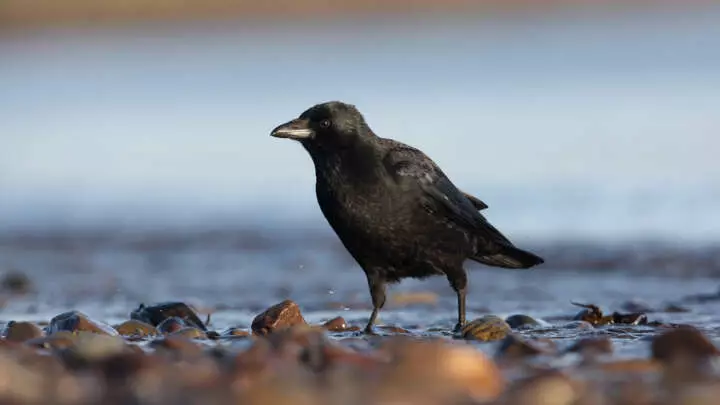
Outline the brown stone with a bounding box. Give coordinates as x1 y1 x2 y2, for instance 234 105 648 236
130 301 207 331
496 334 555 360
47 311 118 336
157 317 186 334
251 300 307 336
376 337 505 402
114 320 159 338
652 326 719 363
501 371 579 405
321 316 348 332
505 314 541 329
150 336 203 356
169 327 207 340
4 321 43 342
460 315 511 341
222 327 251 337
25 331 77 350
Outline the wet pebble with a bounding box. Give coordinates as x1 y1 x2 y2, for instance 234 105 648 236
3 321 43 342
157 316 186 334
169 327 207 340
61 332 128 366
47 311 118 336
496 334 555 360
25 331 78 350
222 327 251 337
505 314 541 329
651 326 719 363
114 319 159 338
151 335 203 356
460 315 511 341
131 301 207 331
251 299 307 336
378 337 505 402
501 370 579 405
321 316 348 332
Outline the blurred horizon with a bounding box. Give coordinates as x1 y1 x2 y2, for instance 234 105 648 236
2 2 719 244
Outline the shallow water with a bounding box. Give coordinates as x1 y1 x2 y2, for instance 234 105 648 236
2 229 719 360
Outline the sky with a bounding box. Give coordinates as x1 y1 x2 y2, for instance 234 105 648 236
1 4 719 240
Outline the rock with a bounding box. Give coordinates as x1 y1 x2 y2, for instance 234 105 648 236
150 335 203 356
114 320 159 338
251 300 307 336
4 321 43 342
565 337 613 356
61 332 128 366
651 326 719 363
389 291 438 307
157 317 186 334
321 316 348 332
47 311 118 336
169 327 207 340
376 337 505 402
0 270 32 294
505 314 541 329
496 334 555 360
501 371 579 405
131 302 207 331
460 315 511 341
25 331 78 350
222 327 251 337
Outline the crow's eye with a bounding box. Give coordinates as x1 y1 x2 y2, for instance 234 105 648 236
319 119 331 129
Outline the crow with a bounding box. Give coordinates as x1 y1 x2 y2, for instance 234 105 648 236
270 101 544 333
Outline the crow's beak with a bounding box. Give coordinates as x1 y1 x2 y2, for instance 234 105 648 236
270 118 314 140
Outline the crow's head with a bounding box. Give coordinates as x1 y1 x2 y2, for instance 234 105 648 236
270 101 374 155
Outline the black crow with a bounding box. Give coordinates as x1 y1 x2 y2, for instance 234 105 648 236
270 101 544 333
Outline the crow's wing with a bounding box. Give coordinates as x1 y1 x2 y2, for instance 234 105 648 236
461 190 489 211
381 142 511 246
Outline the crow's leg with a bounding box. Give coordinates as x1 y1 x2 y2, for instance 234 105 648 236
364 273 386 334
447 270 468 332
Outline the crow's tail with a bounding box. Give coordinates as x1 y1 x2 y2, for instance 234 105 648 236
470 244 544 269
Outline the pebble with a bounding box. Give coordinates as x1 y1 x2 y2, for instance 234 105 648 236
321 316 349 332
47 311 119 336
114 320 159 338
651 326 719 363
496 334 555 360
251 299 307 336
505 314 541 329
4 321 43 342
131 302 207 331
460 315 511 341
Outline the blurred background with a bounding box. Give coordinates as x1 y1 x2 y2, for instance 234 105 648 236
1 1 719 327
